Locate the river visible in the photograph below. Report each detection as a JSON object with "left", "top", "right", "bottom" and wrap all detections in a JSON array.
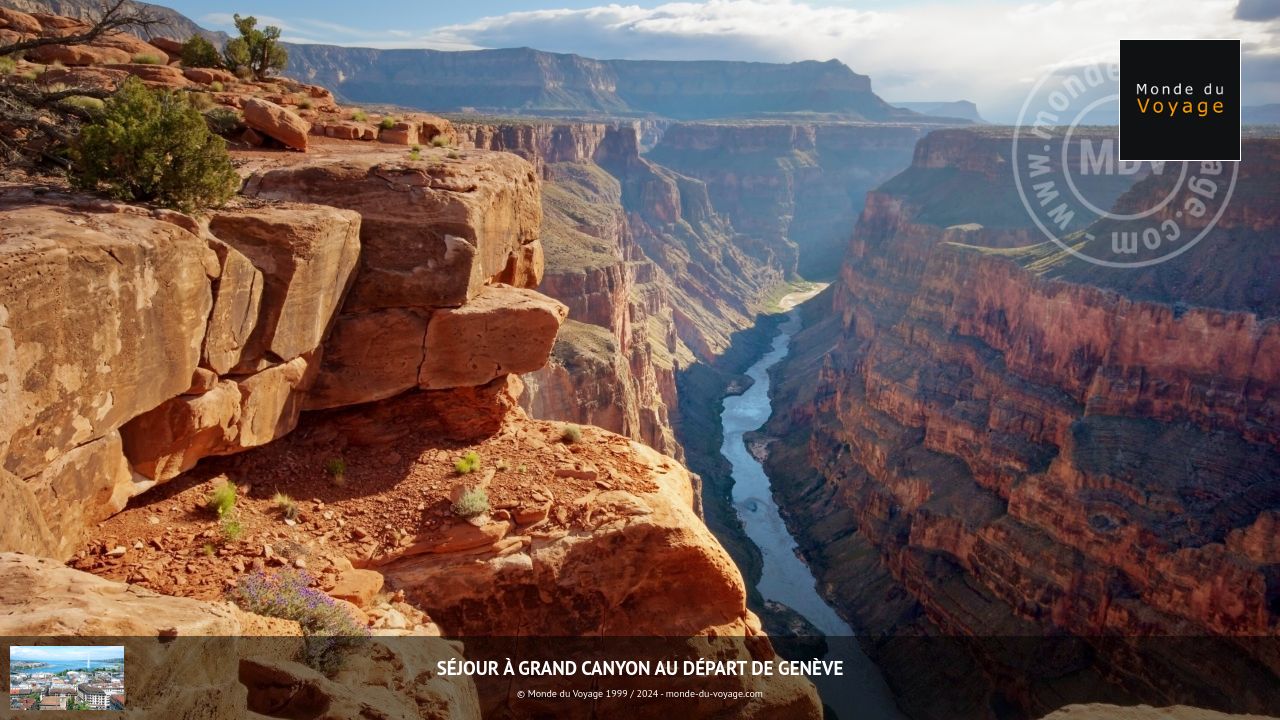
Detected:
[{"left": 719, "top": 288, "right": 904, "bottom": 719}]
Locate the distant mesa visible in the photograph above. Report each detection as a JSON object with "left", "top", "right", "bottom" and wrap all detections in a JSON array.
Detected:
[
  {"left": 894, "top": 100, "right": 987, "bottom": 123},
  {"left": 1, "top": 0, "right": 937, "bottom": 122},
  {"left": 1244, "top": 103, "right": 1280, "bottom": 124}
]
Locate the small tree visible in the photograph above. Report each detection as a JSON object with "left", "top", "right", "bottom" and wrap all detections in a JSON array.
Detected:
[
  {"left": 180, "top": 35, "right": 223, "bottom": 68},
  {"left": 69, "top": 78, "right": 239, "bottom": 213},
  {"left": 223, "top": 14, "right": 287, "bottom": 81}
]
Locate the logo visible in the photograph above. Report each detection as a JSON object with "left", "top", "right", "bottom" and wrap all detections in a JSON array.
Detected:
[{"left": 1013, "top": 54, "right": 1238, "bottom": 268}]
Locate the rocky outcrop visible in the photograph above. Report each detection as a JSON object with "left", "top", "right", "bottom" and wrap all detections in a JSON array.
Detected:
[
  {"left": 0, "top": 553, "right": 483, "bottom": 719},
  {"left": 765, "top": 130, "right": 1280, "bottom": 718},
  {"left": 241, "top": 152, "right": 557, "bottom": 409},
  {"left": 242, "top": 97, "right": 311, "bottom": 151},
  {"left": 0, "top": 141, "right": 563, "bottom": 558}
]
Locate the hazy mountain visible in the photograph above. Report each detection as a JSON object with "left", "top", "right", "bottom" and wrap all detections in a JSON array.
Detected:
[
  {"left": 2, "top": 0, "right": 915, "bottom": 121},
  {"left": 1244, "top": 103, "right": 1280, "bottom": 124},
  {"left": 894, "top": 100, "right": 986, "bottom": 123}
]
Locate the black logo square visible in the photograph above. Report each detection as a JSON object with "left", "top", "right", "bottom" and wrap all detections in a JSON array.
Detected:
[{"left": 1120, "top": 39, "right": 1240, "bottom": 161}]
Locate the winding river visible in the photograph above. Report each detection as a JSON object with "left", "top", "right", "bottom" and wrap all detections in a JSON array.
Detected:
[{"left": 720, "top": 289, "right": 904, "bottom": 719}]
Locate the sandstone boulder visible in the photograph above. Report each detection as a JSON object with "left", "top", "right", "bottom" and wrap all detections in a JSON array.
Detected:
[
  {"left": 209, "top": 204, "right": 361, "bottom": 371},
  {"left": 381, "top": 440, "right": 822, "bottom": 719},
  {"left": 104, "top": 62, "right": 189, "bottom": 88},
  {"left": 243, "top": 154, "right": 541, "bottom": 311},
  {"left": 148, "top": 36, "right": 186, "bottom": 56},
  {"left": 328, "top": 568, "right": 385, "bottom": 607},
  {"left": 202, "top": 240, "right": 264, "bottom": 375},
  {"left": 317, "top": 121, "right": 376, "bottom": 141},
  {"left": 242, "top": 97, "right": 310, "bottom": 151},
  {"left": 30, "top": 12, "right": 81, "bottom": 30},
  {"left": 0, "top": 8, "right": 41, "bottom": 34},
  {"left": 0, "top": 200, "right": 213, "bottom": 481},
  {"left": 183, "top": 66, "right": 238, "bottom": 85},
  {"left": 419, "top": 284, "right": 567, "bottom": 389},
  {"left": 26, "top": 430, "right": 141, "bottom": 559},
  {"left": 305, "top": 309, "right": 428, "bottom": 410},
  {"left": 38, "top": 65, "right": 128, "bottom": 92},
  {"left": 121, "top": 355, "right": 314, "bottom": 482},
  {"left": 0, "top": 469, "right": 58, "bottom": 557},
  {"left": 494, "top": 238, "right": 544, "bottom": 288},
  {"left": 379, "top": 120, "right": 418, "bottom": 146},
  {"left": 28, "top": 43, "right": 130, "bottom": 66}
]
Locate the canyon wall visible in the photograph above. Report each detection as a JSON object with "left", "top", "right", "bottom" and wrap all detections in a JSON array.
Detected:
[
  {"left": 457, "top": 120, "right": 796, "bottom": 460},
  {"left": 766, "top": 128, "right": 1280, "bottom": 719},
  {"left": 0, "top": 143, "right": 560, "bottom": 560},
  {"left": 647, "top": 122, "right": 926, "bottom": 278}
]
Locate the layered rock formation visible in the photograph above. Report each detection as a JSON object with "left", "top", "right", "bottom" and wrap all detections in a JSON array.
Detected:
[
  {"left": 647, "top": 122, "right": 927, "bottom": 278},
  {"left": 0, "top": 136, "right": 562, "bottom": 559},
  {"left": 456, "top": 120, "right": 793, "bottom": 459},
  {"left": 282, "top": 46, "right": 913, "bottom": 121},
  {"left": 765, "top": 128, "right": 1280, "bottom": 718}
]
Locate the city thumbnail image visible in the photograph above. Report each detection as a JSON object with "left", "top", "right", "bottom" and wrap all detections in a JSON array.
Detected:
[{"left": 9, "top": 646, "right": 125, "bottom": 711}]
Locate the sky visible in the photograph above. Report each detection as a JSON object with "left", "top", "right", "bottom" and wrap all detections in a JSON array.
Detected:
[
  {"left": 10, "top": 645, "right": 124, "bottom": 662},
  {"left": 162, "top": 0, "right": 1280, "bottom": 122}
]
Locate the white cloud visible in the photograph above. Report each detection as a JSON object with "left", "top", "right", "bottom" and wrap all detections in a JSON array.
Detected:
[
  {"left": 200, "top": 0, "right": 1280, "bottom": 121},
  {"left": 424, "top": 0, "right": 1280, "bottom": 121},
  {"left": 10, "top": 646, "right": 123, "bottom": 662}
]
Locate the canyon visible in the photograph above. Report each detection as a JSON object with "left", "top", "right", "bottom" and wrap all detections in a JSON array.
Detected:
[
  {"left": 0, "top": 7, "right": 835, "bottom": 717},
  {"left": 765, "top": 128, "right": 1280, "bottom": 719},
  {"left": 2, "top": 3, "right": 1277, "bottom": 720}
]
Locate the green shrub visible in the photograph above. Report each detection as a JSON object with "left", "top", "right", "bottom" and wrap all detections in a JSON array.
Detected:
[
  {"left": 202, "top": 542, "right": 216, "bottom": 557},
  {"left": 203, "top": 106, "right": 242, "bottom": 135},
  {"left": 452, "top": 486, "right": 489, "bottom": 518},
  {"left": 56, "top": 95, "right": 105, "bottom": 117},
  {"left": 180, "top": 35, "right": 222, "bottom": 69},
  {"left": 189, "top": 91, "right": 214, "bottom": 111},
  {"left": 220, "top": 517, "right": 244, "bottom": 541},
  {"left": 447, "top": 150, "right": 461, "bottom": 160},
  {"left": 0, "top": 56, "right": 16, "bottom": 75},
  {"left": 207, "top": 482, "right": 237, "bottom": 518},
  {"left": 298, "top": 98, "right": 312, "bottom": 110},
  {"left": 351, "top": 109, "right": 368, "bottom": 122},
  {"left": 231, "top": 569, "right": 369, "bottom": 671},
  {"left": 430, "top": 134, "right": 450, "bottom": 147},
  {"left": 325, "top": 457, "right": 347, "bottom": 486},
  {"left": 379, "top": 116, "right": 396, "bottom": 130},
  {"left": 132, "top": 53, "right": 164, "bottom": 65},
  {"left": 454, "top": 451, "right": 481, "bottom": 475},
  {"left": 560, "top": 424, "right": 582, "bottom": 444},
  {"left": 223, "top": 14, "right": 287, "bottom": 81},
  {"left": 69, "top": 78, "right": 239, "bottom": 213},
  {"left": 209, "top": 80, "right": 224, "bottom": 92},
  {"left": 408, "top": 146, "right": 421, "bottom": 161},
  {"left": 273, "top": 492, "right": 298, "bottom": 520}
]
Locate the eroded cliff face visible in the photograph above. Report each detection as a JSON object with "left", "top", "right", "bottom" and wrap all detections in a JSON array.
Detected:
[
  {"left": 457, "top": 121, "right": 795, "bottom": 460},
  {"left": 766, "top": 129, "right": 1280, "bottom": 718},
  {"left": 647, "top": 122, "right": 928, "bottom": 278}
]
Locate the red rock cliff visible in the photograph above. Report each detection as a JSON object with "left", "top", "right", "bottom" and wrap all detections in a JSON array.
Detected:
[{"left": 766, "top": 129, "right": 1280, "bottom": 718}]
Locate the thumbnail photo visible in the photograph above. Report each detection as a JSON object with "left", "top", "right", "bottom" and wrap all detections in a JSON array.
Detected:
[{"left": 8, "top": 646, "right": 125, "bottom": 712}]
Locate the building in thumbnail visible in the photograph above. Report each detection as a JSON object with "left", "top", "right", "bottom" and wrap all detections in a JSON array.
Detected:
[{"left": 76, "top": 684, "right": 111, "bottom": 709}]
